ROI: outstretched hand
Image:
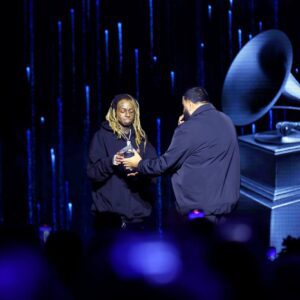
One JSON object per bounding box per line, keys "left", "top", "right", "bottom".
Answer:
{"left": 127, "top": 172, "right": 139, "bottom": 177}
{"left": 122, "top": 149, "right": 142, "bottom": 169}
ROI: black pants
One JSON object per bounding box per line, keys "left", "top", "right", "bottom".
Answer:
{"left": 92, "top": 211, "right": 153, "bottom": 232}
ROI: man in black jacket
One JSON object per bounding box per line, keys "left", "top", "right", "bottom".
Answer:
{"left": 123, "top": 87, "right": 240, "bottom": 222}
{"left": 87, "top": 94, "right": 157, "bottom": 230}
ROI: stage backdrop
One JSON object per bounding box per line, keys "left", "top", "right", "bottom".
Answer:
{"left": 3, "top": 0, "right": 300, "bottom": 237}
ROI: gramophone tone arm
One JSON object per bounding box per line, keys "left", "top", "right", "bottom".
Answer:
{"left": 276, "top": 121, "right": 300, "bottom": 136}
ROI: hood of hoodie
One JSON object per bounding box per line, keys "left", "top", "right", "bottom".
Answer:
{"left": 101, "top": 120, "right": 113, "bottom": 132}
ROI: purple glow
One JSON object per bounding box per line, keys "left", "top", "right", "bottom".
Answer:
{"left": 269, "top": 110, "right": 273, "bottom": 130}
{"left": 0, "top": 248, "right": 48, "bottom": 299}
{"left": 39, "top": 225, "right": 52, "bottom": 244}
{"left": 188, "top": 209, "right": 205, "bottom": 220}
{"left": 50, "top": 148, "right": 57, "bottom": 229}
{"left": 110, "top": 235, "right": 181, "bottom": 284}
{"left": 208, "top": 5, "right": 212, "bottom": 19}
{"left": 67, "top": 202, "right": 73, "bottom": 227}
{"left": 65, "top": 181, "right": 71, "bottom": 228}
{"left": 117, "top": 22, "right": 123, "bottom": 75}
{"left": 57, "top": 20, "right": 63, "bottom": 98}
{"left": 51, "top": 147, "right": 56, "bottom": 166}
{"left": 228, "top": 10, "right": 233, "bottom": 60}
{"left": 26, "top": 66, "right": 30, "bottom": 81}
{"left": 238, "top": 29, "right": 242, "bottom": 50}
{"left": 104, "top": 29, "right": 109, "bottom": 72}
{"left": 85, "top": 85, "right": 90, "bottom": 121}
{"left": 266, "top": 246, "right": 277, "bottom": 261}
{"left": 198, "top": 42, "right": 205, "bottom": 86}
{"left": 149, "top": 0, "right": 154, "bottom": 57}
{"left": 220, "top": 222, "right": 252, "bottom": 242}
{"left": 170, "top": 71, "right": 175, "bottom": 95}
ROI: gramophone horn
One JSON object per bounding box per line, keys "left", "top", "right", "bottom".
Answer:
{"left": 221, "top": 29, "right": 300, "bottom": 126}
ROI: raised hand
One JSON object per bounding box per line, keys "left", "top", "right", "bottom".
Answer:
{"left": 112, "top": 152, "right": 124, "bottom": 165}
{"left": 178, "top": 114, "right": 185, "bottom": 125}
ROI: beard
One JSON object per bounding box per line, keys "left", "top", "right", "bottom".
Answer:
{"left": 183, "top": 109, "right": 191, "bottom": 121}
{"left": 118, "top": 117, "right": 134, "bottom": 127}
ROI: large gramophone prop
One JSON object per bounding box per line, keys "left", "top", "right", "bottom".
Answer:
{"left": 222, "top": 29, "right": 300, "bottom": 206}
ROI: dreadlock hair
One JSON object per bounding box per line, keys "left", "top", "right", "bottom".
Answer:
{"left": 105, "top": 94, "right": 147, "bottom": 149}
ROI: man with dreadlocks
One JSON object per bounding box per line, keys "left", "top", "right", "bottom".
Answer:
{"left": 87, "top": 94, "right": 157, "bottom": 230}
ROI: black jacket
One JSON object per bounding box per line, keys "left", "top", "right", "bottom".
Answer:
{"left": 87, "top": 121, "right": 157, "bottom": 222}
{"left": 137, "top": 104, "right": 240, "bottom": 215}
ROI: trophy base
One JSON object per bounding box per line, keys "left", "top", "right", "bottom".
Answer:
{"left": 238, "top": 134, "right": 300, "bottom": 251}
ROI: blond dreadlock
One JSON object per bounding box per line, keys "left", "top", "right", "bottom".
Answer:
{"left": 105, "top": 94, "right": 147, "bottom": 150}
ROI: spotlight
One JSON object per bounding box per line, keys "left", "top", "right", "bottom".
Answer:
{"left": 188, "top": 209, "right": 205, "bottom": 220}
{"left": 110, "top": 234, "right": 181, "bottom": 285}
{"left": 39, "top": 225, "right": 52, "bottom": 244}
{"left": 266, "top": 246, "right": 277, "bottom": 261}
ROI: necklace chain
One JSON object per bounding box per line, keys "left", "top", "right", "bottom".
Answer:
{"left": 121, "top": 128, "right": 131, "bottom": 142}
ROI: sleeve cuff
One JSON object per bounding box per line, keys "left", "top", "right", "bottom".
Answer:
{"left": 137, "top": 160, "right": 143, "bottom": 173}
